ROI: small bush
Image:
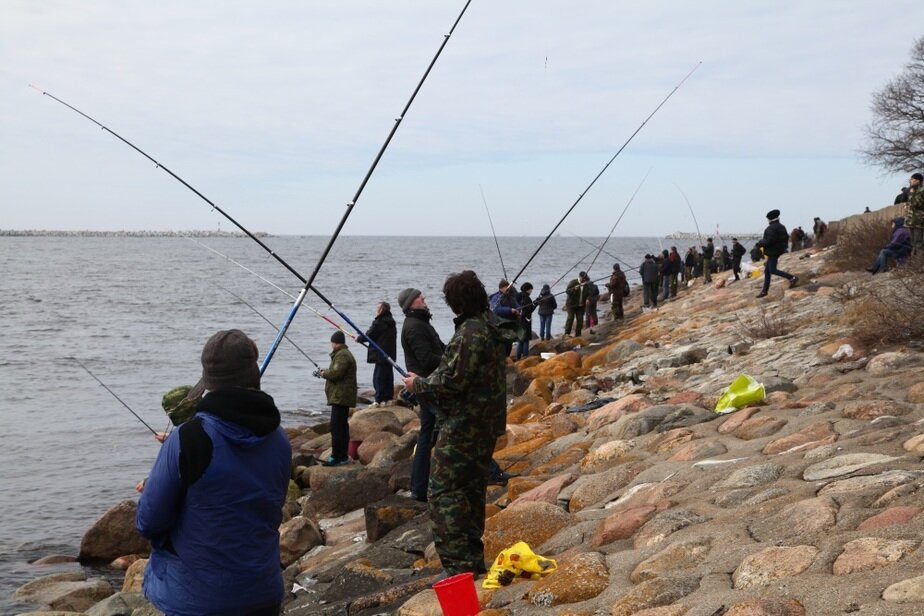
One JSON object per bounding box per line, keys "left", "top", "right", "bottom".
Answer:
{"left": 842, "top": 256, "right": 924, "bottom": 345}
{"left": 828, "top": 216, "right": 892, "bottom": 271}
{"left": 736, "top": 300, "right": 793, "bottom": 340}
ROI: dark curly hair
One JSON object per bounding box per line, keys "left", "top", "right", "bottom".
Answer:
{"left": 442, "top": 270, "right": 489, "bottom": 317}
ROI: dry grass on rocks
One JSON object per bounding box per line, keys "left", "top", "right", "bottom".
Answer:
{"left": 828, "top": 215, "right": 892, "bottom": 271}
{"left": 840, "top": 256, "right": 924, "bottom": 345}
{"left": 735, "top": 300, "right": 793, "bottom": 340}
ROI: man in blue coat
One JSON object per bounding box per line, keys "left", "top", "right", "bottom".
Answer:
{"left": 136, "top": 329, "right": 291, "bottom": 616}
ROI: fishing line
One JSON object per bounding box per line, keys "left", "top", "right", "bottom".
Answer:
{"left": 510, "top": 62, "right": 702, "bottom": 285}
{"left": 568, "top": 233, "right": 639, "bottom": 273}
{"left": 69, "top": 357, "right": 158, "bottom": 435}
{"left": 215, "top": 285, "right": 321, "bottom": 368}
{"left": 259, "top": 0, "right": 473, "bottom": 376}
{"left": 480, "top": 184, "right": 507, "bottom": 280}
{"left": 190, "top": 238, "right": 356, "bottom": 339}
{"left": 586, "top": 168, "right": 652, "bottom": 273}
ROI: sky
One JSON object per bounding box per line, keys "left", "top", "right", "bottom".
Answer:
{"left": 1, "top": 1, "right": 922, "bottom": 237}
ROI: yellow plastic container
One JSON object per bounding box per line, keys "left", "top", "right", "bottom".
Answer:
{"left": 715, "top": 374, "right": 765, "bottom": 413}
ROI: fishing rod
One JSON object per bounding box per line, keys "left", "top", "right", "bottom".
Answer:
{"left": 216, "top": 285, "right": 321, "bottom": 368}
{"left": 549, "top": 246, "right": 597, "bottom": 289}
{"left": 190, "top": 238, "right": 356, "bottom": 340}
{"left": 480, "top": 184, "right": 507, "bottom": 280}
{"left": 519, "top": 271, "right": 627, "bottom": 314}
{"left": 675, "top": 184, "right": 703, "bottom": 243}
{"left": 509, "top": 62, "right": 702, "bottom": 286}
{"left": 70, "top": 357, "right": 158, "bottom": 436}
{"left": 259, "top": 0, "right": 473, "bottom": 376}
{"left": 568, "top": 233, "right": 639, "bottom": 273}
{"left": 586, "top": 168, "right": 652, "bottom": 274}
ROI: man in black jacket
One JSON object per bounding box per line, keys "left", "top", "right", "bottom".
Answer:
{"left": 701, "top": 238, "right": 715, "bottom": 284}
{"left": 756, "top": 209, "right": 798, "bottom": 298}
{"left": 731, "top": 238, "right": 747, "bottom": 281}
{"left": 398, "top": 288, "right": 445, "bottom": 502}
{"left": 358, "top": 302, "right": 397, "bottom": 406}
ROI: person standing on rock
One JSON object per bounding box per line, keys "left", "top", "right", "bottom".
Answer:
{"left": 490, "top": 279, "right": 520, "bottom": 358}
{"left": 399, "top": 287, "right": 445, "bottom": 502}
{"left": 516, "top": 282, "right": 535, "bottom": 359}
{"left": 564, "top": 277, "right": 585, "bottom": 337}
{"left": 683, "top": 246, "right": 696, "bottom": 282}
{"left": 357, "top": 302, "right": 397, "bottom": 407}
{"left": 136, "top": 329, "right": 291, "bottom": 616}
{"left": 400, "top": 270, "right": 515, "bottom": 577}
{"left": 606, "top": 264, "right": 627, "bottom": 320}
{"left": 639, "top": 254, "right": 659, "bottom": 309}
{"left": 319, "top": 330, "right": 357, "bottom": 466}
{"left": 756, "top": 209, "right": 798, "bottom": 298}
{"left": 581, "top": 271, "right": 600, "bottom": 334}
{"left": 905, "top": 172, "right": 924, "bottom": 254}
{"left": 536, "top": 284, "right": 557, "bottom": 340}
{"left": 731, "top": 238, "right": 747, "bottom": 281}
{"left": 701, "top": 238, "right": 715, "bottom": 284}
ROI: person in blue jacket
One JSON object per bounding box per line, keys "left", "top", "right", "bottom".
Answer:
{"left": 136, "top": 329, "right": 291, "bottom": 616}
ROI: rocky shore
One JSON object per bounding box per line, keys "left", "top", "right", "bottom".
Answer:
{"left": 14, "top": 244, "right": 924, "bottom": 616}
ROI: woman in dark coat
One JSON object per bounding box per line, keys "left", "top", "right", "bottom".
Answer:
{"left": 359, "top": 302, "right": 397, "bottom": 405}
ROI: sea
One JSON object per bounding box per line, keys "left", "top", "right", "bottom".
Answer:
{"left": 0, "top": 233, "right": 679, "bottom": 613}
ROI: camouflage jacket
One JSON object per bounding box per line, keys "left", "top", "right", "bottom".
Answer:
{"left": 323, "top": 345, "right": 357, "bottom": 407}
{"left": 906, "top": 188, "right": 924, "bottom": 229}
{"left": 564, "top": 279, "right": 583, "bottom": 309}
{"left": 414, "top": 312, "right": 515, "bottom": 438}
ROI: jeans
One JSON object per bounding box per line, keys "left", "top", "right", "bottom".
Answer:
{"left": 372, "top": 362, "right": 394, "bottom": 403}
{"left": 329, "top": 404, "right": 350, "bottom": 461}
{"left": 516, "top": 339, "right": 530, "bottom": 360}
{"left": 660, "top": 275, "right": 670, "bottom": 300}
{"left": 539, "top": 314, "right": 552, "bottom": 339}
{"left": 871, "top": 247, "right": 908, "bottom": 273}
{"left": 410, "top": 400, "right": 437, "bottom": 499}
{"left": 761, "top": 254, "right": 793, "bottom": 293}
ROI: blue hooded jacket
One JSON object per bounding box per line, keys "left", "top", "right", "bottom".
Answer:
{"left": 136, "top": 388, "right": 291, "bottom": 616}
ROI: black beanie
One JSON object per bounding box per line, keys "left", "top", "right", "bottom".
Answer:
{"left": 330, "top": 330, "right": 346, "bottom": 344}
{"left": 766, "top": 209, "right": 781, "bottom": 220}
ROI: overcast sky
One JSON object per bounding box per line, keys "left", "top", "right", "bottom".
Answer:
{"left": 2, "top": 1, "right": 921, "bottom": 236}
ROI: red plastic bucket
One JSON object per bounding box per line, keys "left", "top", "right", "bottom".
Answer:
{"left": 432, "top": 572, "right": 480, "bottom": 616}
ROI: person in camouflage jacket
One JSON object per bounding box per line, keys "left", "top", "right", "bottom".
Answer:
{"left": 401, "top": 270, "right": 516, "bottom": 576}
{"left": 905, "top": 173, "right": 924, "bottom": 254}
{"left": 564, "top": 277, "right": 585, "bottom": 337}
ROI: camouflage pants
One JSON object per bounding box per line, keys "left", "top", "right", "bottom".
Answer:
{"left": 428, "top": 421, "right": 495, "bottom": 575}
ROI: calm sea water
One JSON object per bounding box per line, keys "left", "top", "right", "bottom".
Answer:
{"left": 0, "top": 234, "right": 668, "bottom": 612}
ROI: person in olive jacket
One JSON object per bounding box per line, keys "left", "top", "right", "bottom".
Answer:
{"left": 320, "top": 330, "right": 357, "bottom": 465}
{"left": 358, "top": 302, "right": 397, "bottom": 405}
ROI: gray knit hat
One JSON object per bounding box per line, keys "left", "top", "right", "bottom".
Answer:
{"left": 398, "top": 288, "right": 422, "bottom": 312}
{"left": 200, "top": 329, "right": 260, "bottom": 391}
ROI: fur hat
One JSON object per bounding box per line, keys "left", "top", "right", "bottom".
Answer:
{"left": 200, "top": 329, "right": 260, "bottom": 391}
{"left": 398, "top": 288, "right": 421, "bottom": 312}
{"left": 330, "top": 330, "right": 346, "bottom": 344}
{"left": 766, "top": 209, "right": 781, "bottom": 220}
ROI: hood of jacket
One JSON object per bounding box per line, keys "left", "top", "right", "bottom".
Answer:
{"left": 196, "top": 387, "right": 280, "bottom": 447}
{"left": 894, "top": 216, "right": 906, "bottom": 228}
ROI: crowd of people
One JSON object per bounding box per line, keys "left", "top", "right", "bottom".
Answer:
{"left": 129, "top": 173, "right": 924, "bottom": 612}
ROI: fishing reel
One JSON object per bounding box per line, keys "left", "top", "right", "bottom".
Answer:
{"left": 399, "top": 387, "right": 418, "bottom": 406}
{"left": 312, "top": 368, "right": 322, "bottom": 379}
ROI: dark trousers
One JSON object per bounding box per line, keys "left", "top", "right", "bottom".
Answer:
{"left": 733, "top": 257, "right": 742, "bottom": 280}
{"left": 516, "top": 339, "right": 529, "bottom": 360}
{"left": 761, "top": 255, "right": 794, "bottom": 293}
{"left": 411, "top": 400, "right": 437, "bottom": 498}
{"left": 643, "top": 282, "right": 658, "bottom": 307}
{"left": 611, "top": 296, "right": 624, "bottom": 319}
{"left": 565, "top": 307, "right": 584, "bottom": 336}
{"left": 329, "top": 404, "right": 350, "bottom": 461}
{"left": 372, "top": 362, "right": 393, "bottom": 402}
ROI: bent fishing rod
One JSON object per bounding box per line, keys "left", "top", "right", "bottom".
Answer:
{"left": 518, "top": 271, "right": 630, "bottom": 314}
{"left": 216, "top": 285, "right": 321, "bottom": 368}
{"left": 586, "top": 168, "right": 652, "bottom": 274}
{"left": 30, "top": 86, "right": 400, "bottom": 377}
{"left": 480, "top": 185, "right": 507, "bottom": 280}
{"left": 260, "top": 0, "right": 472, "bottom": 376}
{"left": 190, "top": 238, "right": 356, "bottom": 340}
{"left": 70, "top": 357, "right": 158, "bottom": 436}
{"left": 675, "top": 184, "right": 703, "bottom": 243}
{"left": 509, "top": 62, "right": 701, "bottom": 286}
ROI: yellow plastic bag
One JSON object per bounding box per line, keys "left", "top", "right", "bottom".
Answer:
{"left": 714, "top": 374, "right": 765, "bottom": 413}
{"left": 483, "top": 541, "right": 557, "bottom": 589}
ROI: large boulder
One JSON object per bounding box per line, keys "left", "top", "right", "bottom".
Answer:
{"left": 13, "top": 572, "right": 114, "bottom": 612}
{"left": 364, "top": 495, "right": 428, "bottom": 543}
{"left": 279, "top": 516, "right": 323, "bottom": 567}
{"left": 527, "top": 551, "right": 609, "bottom": 607}
{"left": 483, "top": 501, "right": 571, "bottom": 562}
{"left": 349, "top": 409, "right": 404, "bottom": 441}
{"left": 302, "top": 468, "right": 393, "bottom": 520}
{"left": 79, "top": 500, "right": 149, "bottom": 563}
